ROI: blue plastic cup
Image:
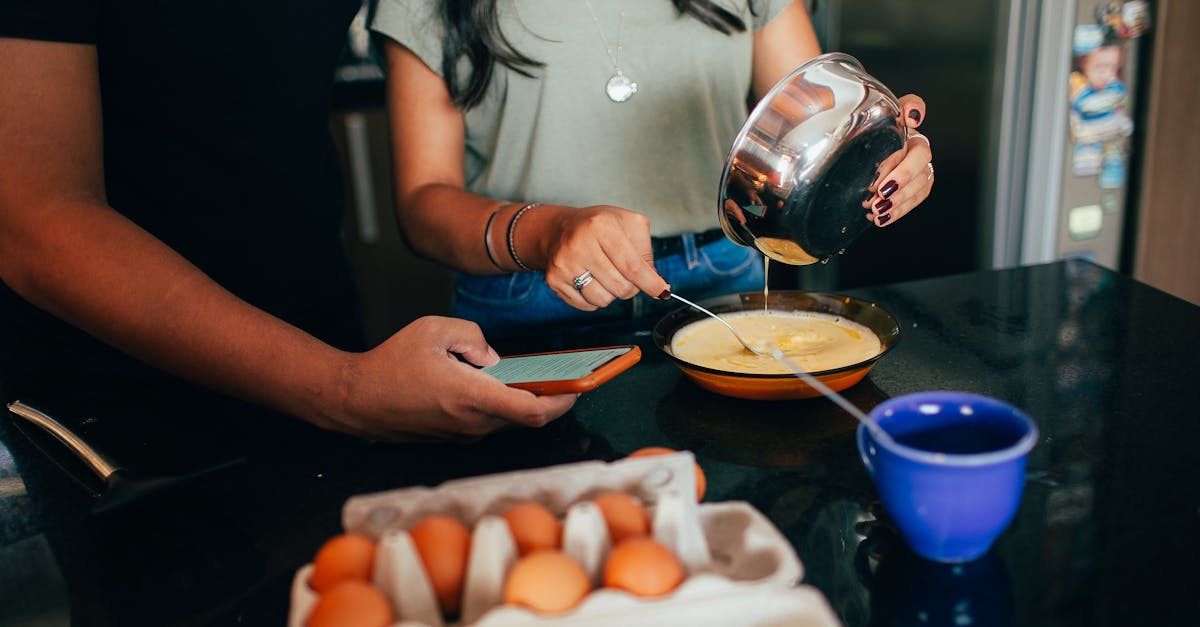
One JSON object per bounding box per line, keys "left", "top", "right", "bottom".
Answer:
{"left": 857, "top": 391, "right": 1039, "bottom": 563}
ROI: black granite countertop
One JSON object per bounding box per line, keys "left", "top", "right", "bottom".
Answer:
{"left": 2, "top": 259, "right": 1198, "bottom": 626}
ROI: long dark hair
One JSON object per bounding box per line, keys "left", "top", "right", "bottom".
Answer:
{"left": 441, "top": 0, "right": 753, "bottom": 109}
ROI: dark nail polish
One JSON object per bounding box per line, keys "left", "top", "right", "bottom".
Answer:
{"left": 878, "top": 213, "right": 892, "bottom": 225}
{"left": 880, "top": 180, "right": 899, "bottom": 199}
{"left": 874, "top": 198, "right": 893, "bottom": 213}
{"left": 658, "top": 289, "right": 672, "bottom": 301}
{"left": 908, "top": 109, "right": 921, "bottom": 123}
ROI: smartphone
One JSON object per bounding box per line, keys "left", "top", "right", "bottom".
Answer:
{"left": 482, "top": 345, "right": 641, "bottom": 395}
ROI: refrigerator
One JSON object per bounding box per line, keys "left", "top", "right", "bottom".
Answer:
{"left": 797, "top": 0, "right": 1154, "bottom": 291}
{"left": 996, "top": 0, "right": 1151, "bottom": 270}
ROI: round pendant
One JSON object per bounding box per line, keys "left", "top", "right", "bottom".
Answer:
{"left": 605, "top": 72, "right": 638, "bottom": 103}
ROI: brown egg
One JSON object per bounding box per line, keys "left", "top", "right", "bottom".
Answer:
{"left": 503, "top": 550, "right": 593, "bottom": 614}
{"left": 627, "top": 446, "right": 708, "bottom": 501}
{"left": 502, "top": 501, "right": 563, "bottom": 556}
{"left": 306, "top": 579, "right": 394, "bottom": 627}
{"left": 409, "top": 514, "right": 472, "bottom": 617}
{"left": 308, "top": 533, "right": 378, "bottom": 593}
{"left": 592, "top": 491, "right": 651, "bottom": 544}
{"left": 603, "top": 537, "right": 685, "bottom": 598}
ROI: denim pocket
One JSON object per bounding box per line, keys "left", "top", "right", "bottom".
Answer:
{"left": 698, "top": 239, "right": 758, "bottom": 277}
{"left": 453, "top": 272, "right": 543, "bottom": 307}
{"left": 656, "top": 239, "right": 764, "bottom": 301}
{"left": 451, "top": 272, "right": 588, "bottom": 333}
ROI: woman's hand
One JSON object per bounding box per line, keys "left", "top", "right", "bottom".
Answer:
{"left": 538, "top": 205, "right": 670, "bottom": 312}
{"left": 866, "top": 95, "right": 934, "bottom": 227}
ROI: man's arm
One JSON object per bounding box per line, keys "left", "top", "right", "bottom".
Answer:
{"left": 0, "top": 38, "right": 574, "bottom": 440}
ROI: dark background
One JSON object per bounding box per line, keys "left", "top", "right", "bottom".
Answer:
{"left": 790, "top": 0, "right": 1000, "bottom": 292}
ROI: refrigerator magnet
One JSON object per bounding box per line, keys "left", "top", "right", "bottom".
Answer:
{"left": 1072, "top": 142, "right": 1103, "bottom": 177}
{"left": 1068, "top": 204, "right": 1104, "bottom": 241}
{"left": 1121, "top": 1, "right": 1151, "bottom": 39}
{"left": 1073, "top": 24, "right": 1104, "bottom": 56}
{"left": 1099, "top": 144, "right": 1127, "bottom": 189}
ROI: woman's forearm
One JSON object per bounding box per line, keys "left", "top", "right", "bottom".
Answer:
{"left": 398, "top": 183, "right": 576, "bottom": 276}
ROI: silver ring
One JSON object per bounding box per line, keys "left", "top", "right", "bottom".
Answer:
{"left": 573, "top": 270, "right": 593, "bottom": 291}
{"left": 927, "top": 162, "right": 934, "bottom": 179}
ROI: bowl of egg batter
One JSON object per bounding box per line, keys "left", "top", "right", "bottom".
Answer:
{"left": 654, "top": 291, "right": 900, "bottom": 400}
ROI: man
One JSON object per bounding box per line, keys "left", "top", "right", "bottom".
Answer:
{"left": 0, "top": 1, "right": 574, "bottom": 443}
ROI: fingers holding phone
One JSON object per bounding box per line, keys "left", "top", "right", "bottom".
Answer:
{"left": 334, "top": 316, "right": 577, "bottom": 441}
{"left": 474, "top": 384, "right": 579, "bottom": 431}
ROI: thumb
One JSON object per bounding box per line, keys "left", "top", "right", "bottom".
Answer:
{"left": 435, "top": 317, "right": 500, "bottom": 367}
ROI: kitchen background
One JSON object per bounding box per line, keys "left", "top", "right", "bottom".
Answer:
{"left": 329, "top": 0, "right": 1195, "bottom": 345}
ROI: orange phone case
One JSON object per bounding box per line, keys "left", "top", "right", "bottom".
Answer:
{"left": 503, "top": 346, "right": 641, "bottom": 395}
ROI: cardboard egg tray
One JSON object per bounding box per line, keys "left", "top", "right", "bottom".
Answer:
{"left": 288, "top": 452, "right": 841, "bottom": 627}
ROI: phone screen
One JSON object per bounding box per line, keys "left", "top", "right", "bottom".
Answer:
{"left": 482, "top": 347, "right": 635, "bottom": 384}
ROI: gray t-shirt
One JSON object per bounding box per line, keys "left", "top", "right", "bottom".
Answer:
{"left": 372, "top": 0, "right": 791, "bottom": 237}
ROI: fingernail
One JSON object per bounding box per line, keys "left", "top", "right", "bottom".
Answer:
{"left": 908, "top": 109, "right": 921, "bottom": 123}
{"left": 880, "top": 180, "right": 899, "bottom": 199}
{"left": 874, "top": 198, "right": 893, "bottom": 213}
{"left": 658, "top": 289, "right": 672, "bottom": 301}
{"left": 878, "top": 213, "right": 892, "bottom": 225}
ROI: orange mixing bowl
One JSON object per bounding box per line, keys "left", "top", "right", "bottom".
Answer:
{"left": 653, "top": 291, "right": 901, "bottom": 400}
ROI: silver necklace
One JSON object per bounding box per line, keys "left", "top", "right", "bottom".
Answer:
{"left": 582, "top": 0, "right": 637, "bottom": 103}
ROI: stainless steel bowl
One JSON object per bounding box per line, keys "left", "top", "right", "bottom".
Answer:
{"left": 718, "top": 53, "right": 907, "bottom": 265}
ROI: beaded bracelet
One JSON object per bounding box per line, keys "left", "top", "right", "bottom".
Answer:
{"left": 482, "top": 206, "right": 506, "bottom": 272}
{"left": 505, "top": 202, "right": 538, "bottom": 272}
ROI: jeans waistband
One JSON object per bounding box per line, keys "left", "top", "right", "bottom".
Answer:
{"left": 650, "top": 229, "right": 726, "bottom": 259}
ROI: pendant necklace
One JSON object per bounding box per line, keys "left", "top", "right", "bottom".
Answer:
{"left": 582, "top": 0, "right": 637, "bottom": 103}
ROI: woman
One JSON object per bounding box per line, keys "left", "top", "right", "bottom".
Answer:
{"left": 372, "top": 0, "right": 933, "bottom": 335}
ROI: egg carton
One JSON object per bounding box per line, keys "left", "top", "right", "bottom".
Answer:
{"left": 288, "top": 453, "right": 841, "bottom": 627}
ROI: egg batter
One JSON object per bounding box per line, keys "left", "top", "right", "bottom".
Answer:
{"left": 670, "top": 311, "right": 881, "bottom": 374}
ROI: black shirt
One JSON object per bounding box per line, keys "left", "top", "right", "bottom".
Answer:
{"left": 0, "top": 0, "right": 364, "bottom": 393}
{"left": 0, "top": 0, "right": 367, "bottom": 404}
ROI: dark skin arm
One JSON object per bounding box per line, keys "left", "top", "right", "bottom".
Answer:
{"left": 0, "top": 38, "right": 574, "bottom": 441}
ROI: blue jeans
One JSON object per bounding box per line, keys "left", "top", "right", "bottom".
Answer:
{"left": 451, "top": 236, "right": 764, "bottom": 336}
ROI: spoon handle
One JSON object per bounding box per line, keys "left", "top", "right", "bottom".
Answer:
{"left": 768, "top": 350, "right": 893, "bottom": 443}
{"left": 668, "top": 293, "right": 766, "bottom": 356}
{"left": 769, "top": 350, "right": 867, "bottom": 420}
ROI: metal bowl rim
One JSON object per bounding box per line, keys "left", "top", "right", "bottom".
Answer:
{"left": 716, "top": 51, "right": 870, "bottom": 217}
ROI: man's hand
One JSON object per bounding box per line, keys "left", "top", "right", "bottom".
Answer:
{"left": 330, "top": 317, "right": 577, "bottom": 441}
